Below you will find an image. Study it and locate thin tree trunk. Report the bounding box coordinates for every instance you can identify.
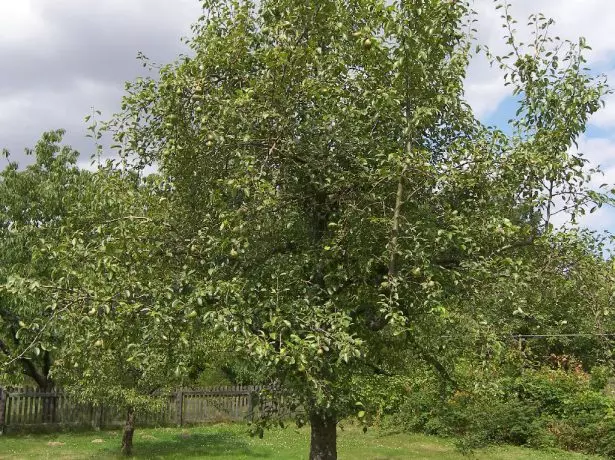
[388,162,408,280]
[121,407,135,456]
[309,411,337,460]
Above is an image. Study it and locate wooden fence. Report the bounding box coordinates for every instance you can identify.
[0,385,260,434]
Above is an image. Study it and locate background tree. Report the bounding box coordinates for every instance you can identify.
[2,146,219,454]
[463,230,615,369]
[0,131,85,398]
[13,166,215,455]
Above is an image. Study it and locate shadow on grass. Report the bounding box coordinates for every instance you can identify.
[92,431,270,459]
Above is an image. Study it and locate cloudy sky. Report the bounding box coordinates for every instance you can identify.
[1,0,614,231]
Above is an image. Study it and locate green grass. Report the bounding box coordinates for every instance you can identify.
[0,423,603,459]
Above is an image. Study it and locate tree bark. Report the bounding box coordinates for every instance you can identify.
[121,407,135,456]
[309,411,337,460]
[388,163,407,280]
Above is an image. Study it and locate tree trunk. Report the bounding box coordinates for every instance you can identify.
[309,411,337,460]
[20,356,56,423]
[121,407,135,456]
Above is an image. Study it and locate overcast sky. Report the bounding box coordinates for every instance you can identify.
[1,0,615,231]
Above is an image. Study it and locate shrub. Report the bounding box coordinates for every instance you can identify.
[391,367,615,457]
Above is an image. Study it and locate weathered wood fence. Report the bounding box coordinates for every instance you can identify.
[0,385,261,434]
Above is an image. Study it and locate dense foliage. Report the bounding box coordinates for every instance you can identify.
[392,364,615,458]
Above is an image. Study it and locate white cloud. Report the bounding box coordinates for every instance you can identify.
[0,1,47,43]
[557,135,615,231]
[577,136,615,172]
[589,71,615,129]
[0,81,117,162]
[591,102,615,129]
[0,0,202,164]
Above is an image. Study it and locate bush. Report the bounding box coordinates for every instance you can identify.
[391,367,615,457]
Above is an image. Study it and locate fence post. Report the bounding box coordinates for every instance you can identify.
[0,387,6,434]
[176,390,184,427]
[247,387,256,423]
[98,404,104,430]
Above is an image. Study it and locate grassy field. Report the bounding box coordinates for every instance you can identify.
[0,423,603,460]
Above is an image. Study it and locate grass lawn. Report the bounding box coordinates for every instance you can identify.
[0,423,603,460]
